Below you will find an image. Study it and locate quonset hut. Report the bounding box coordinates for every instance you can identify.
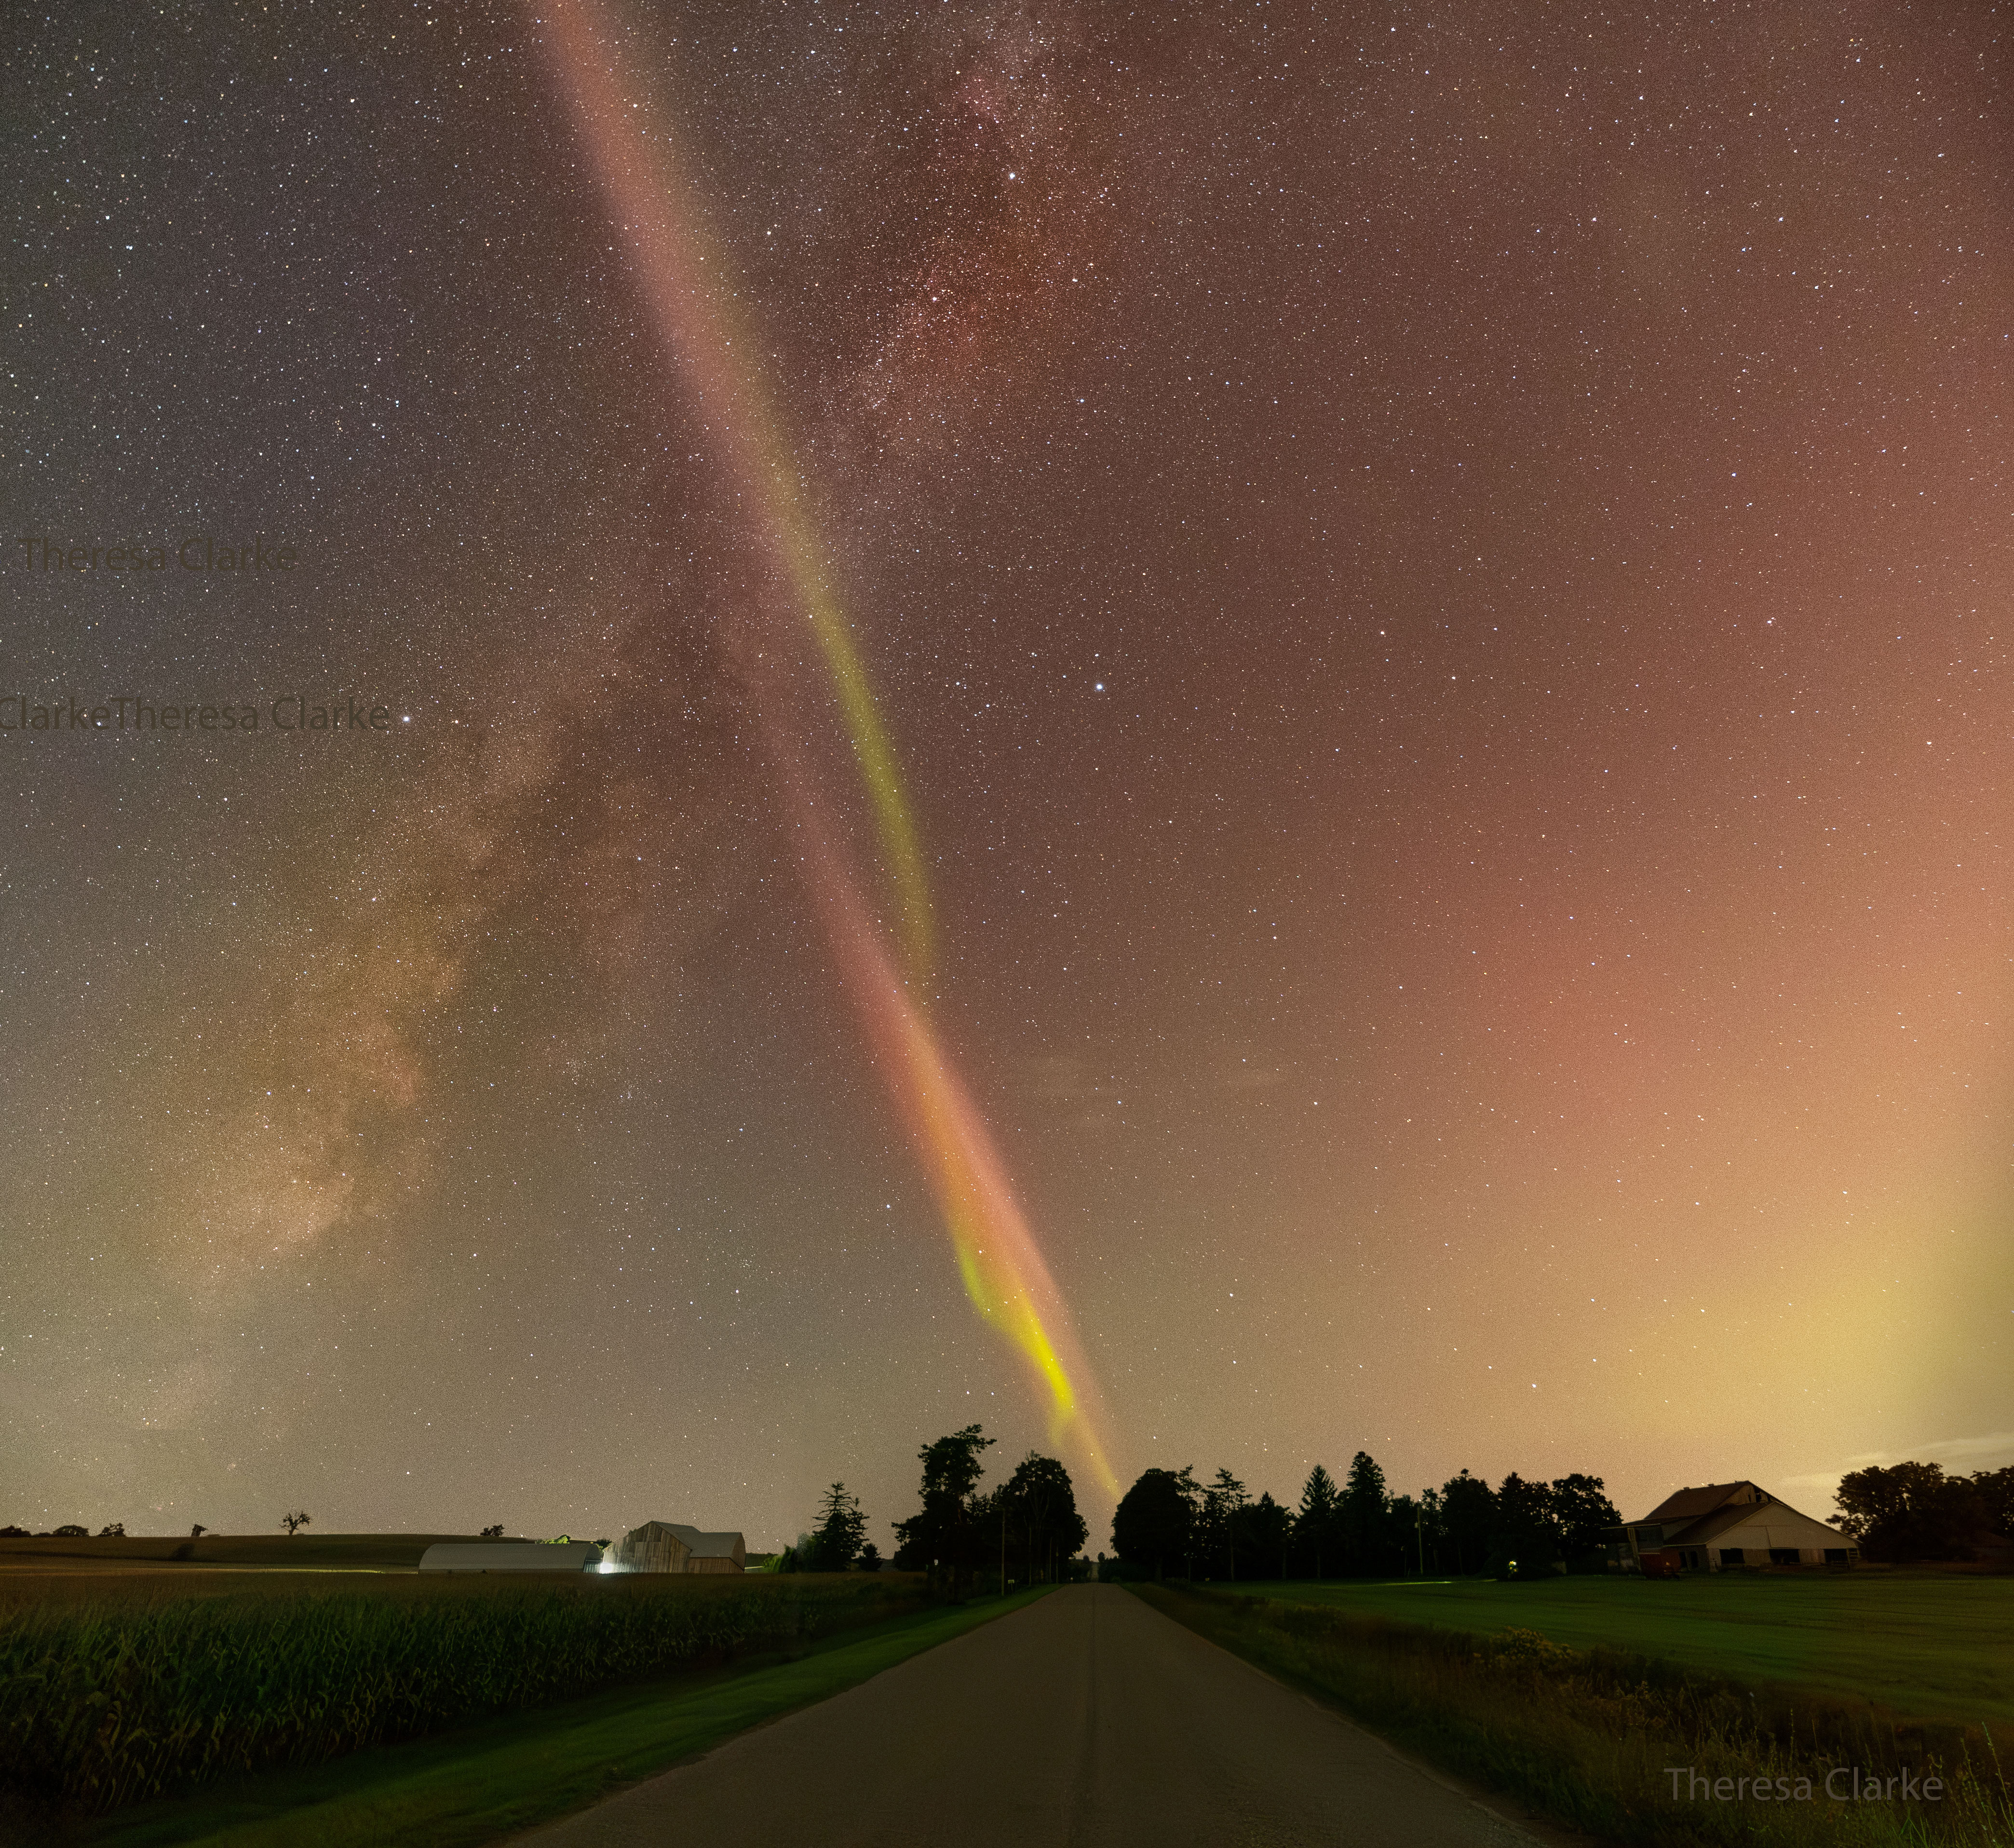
[602,1521,746,1574]
[418,1540,604,1574]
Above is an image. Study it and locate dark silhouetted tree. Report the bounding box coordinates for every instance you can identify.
[480,1523,505,1538]
[1111,1467,1199,1578]
[1247,1491,1293,1579]
[892,1425,993,1588]
[189,1523,207,1539]
[1836,1463,1988,1562]
[1201,1468,1249,1579]
[1972,1468,2014,1545]
[1385,1493,1423,1576]
[1549,1475,1622,1563]
[1297,1464,1339,1577]
[1415,1486,1447,1574]
[1000,1453,1087,1583]
[971,1484,1007,1588]
[1339,1452,1387,1575]
[857,1540,881,1573]
[811,1481,868,1571]
[1440,1470,1495,1574]
[1491,1473,1560,1574]
[280,1510,312,1536]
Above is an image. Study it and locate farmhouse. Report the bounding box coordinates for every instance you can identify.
[1615,1481,1859,1574]
[601,1521,747,1574]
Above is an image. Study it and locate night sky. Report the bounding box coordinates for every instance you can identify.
[5,1,2010,1552]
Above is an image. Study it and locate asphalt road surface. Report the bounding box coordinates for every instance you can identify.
[519,1583,1544,1848]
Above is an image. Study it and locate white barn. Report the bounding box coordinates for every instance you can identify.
[602,1521,746,1575]
[1616,1481,1859,1574]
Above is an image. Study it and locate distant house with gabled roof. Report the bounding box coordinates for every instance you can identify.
[602,1520,746,1574]
[1614,1480,1858,1575]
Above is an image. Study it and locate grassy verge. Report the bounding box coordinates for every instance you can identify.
[1219,1575,2014,1731]
[1131,1584,2014,1848]
[73,1589,1050,1848]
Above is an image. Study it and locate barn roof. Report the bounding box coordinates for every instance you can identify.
[619,1521,743,1557]
[1634,1481,1846,1548]
[665,1523,743,1558]
[1641,1481,1760,1523]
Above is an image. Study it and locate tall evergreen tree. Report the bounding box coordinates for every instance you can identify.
[1339,1451,1387,1576]
[809,1481,867,1571]
[1297,1463,1339,1578]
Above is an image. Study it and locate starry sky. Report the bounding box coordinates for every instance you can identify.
[4,0,2011,1551]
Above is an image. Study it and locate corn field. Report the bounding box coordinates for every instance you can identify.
[0,1576,899,1816]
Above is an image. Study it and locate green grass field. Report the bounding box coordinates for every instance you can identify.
[1134,1583,2014,1848]
[1229,1573,2014,1728]
[79,1588,1052,1848]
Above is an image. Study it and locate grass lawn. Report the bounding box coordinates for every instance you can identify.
[77,1587,1052,1848]
[1228,1573,2014,1727]
[1131,1583,2014,1848]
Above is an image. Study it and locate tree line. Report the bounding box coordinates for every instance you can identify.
[1110,1453,1622,1581]
[776,1425,1090,1590]
[1835,1463,2014,1563]
[704,1437,1625,1585]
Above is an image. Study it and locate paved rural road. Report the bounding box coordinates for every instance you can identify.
[518,1583,1543,1848]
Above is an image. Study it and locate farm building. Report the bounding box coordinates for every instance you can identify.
[418,1540,605,1574]
[1614,1481,1859,1574]
[601,1521,747,1574]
